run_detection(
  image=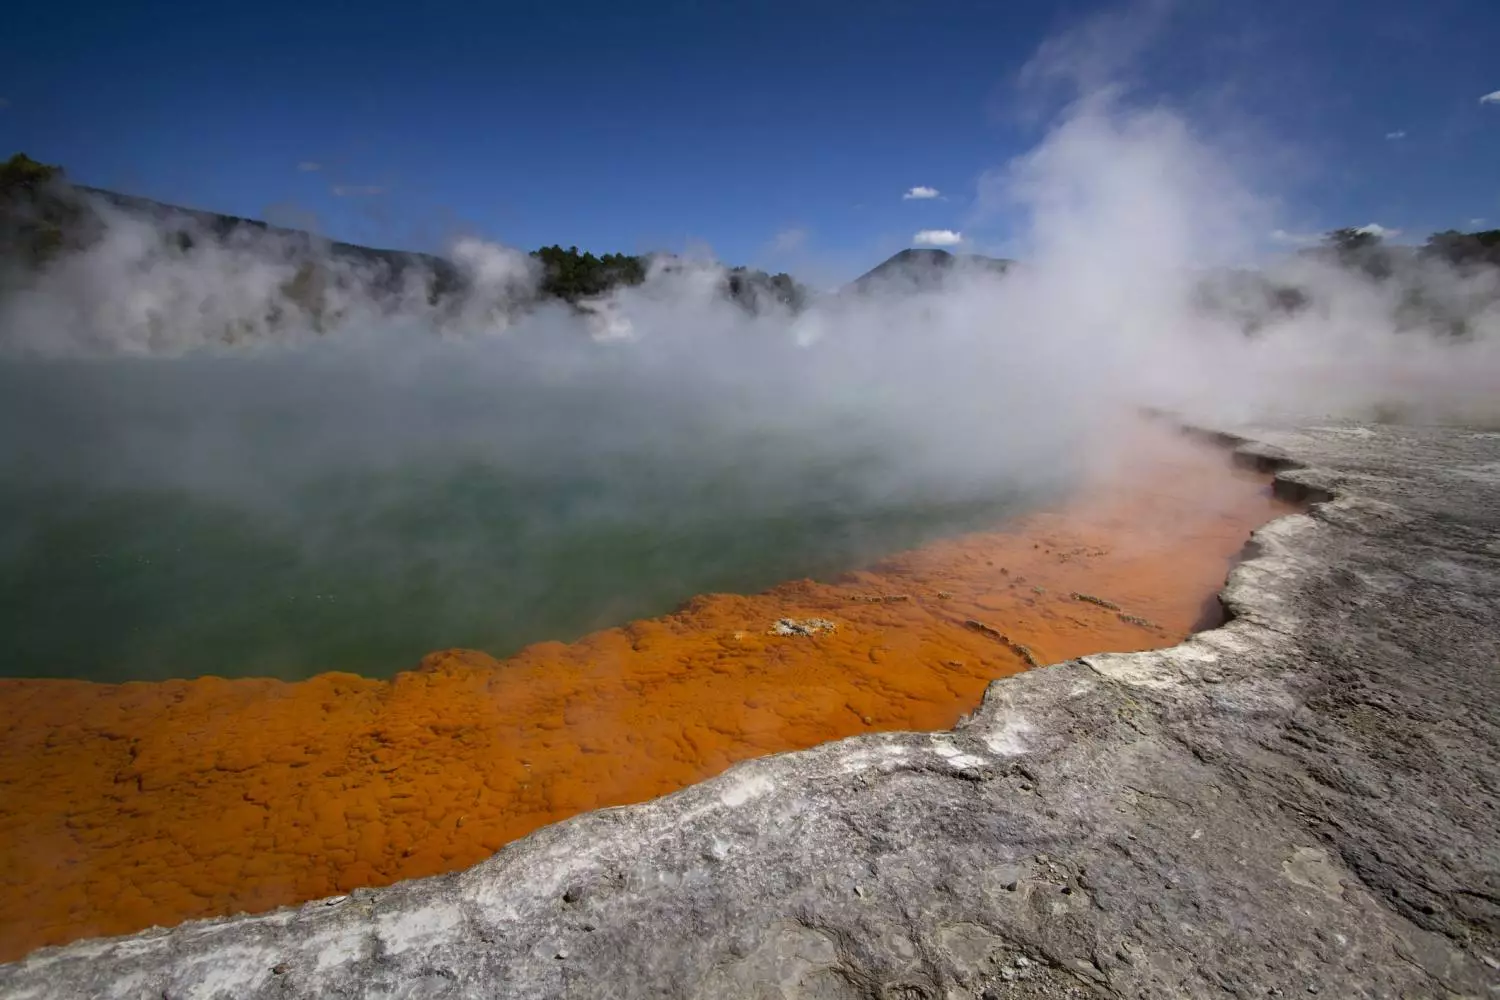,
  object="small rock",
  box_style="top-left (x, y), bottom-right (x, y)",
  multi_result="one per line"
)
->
top-left (1004, 881), bottom-right (1018, 892)
top-left (769, 617), bottom-right (838, 637)
top-left (555, 949), bottom-right (569, 960)
top-left (1035, 853), bottom-right (1049, 864)
top-left (1014, 956), bottom-right (1031, 968)
top-left (1066, 958), bottom-right (1106, 983)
